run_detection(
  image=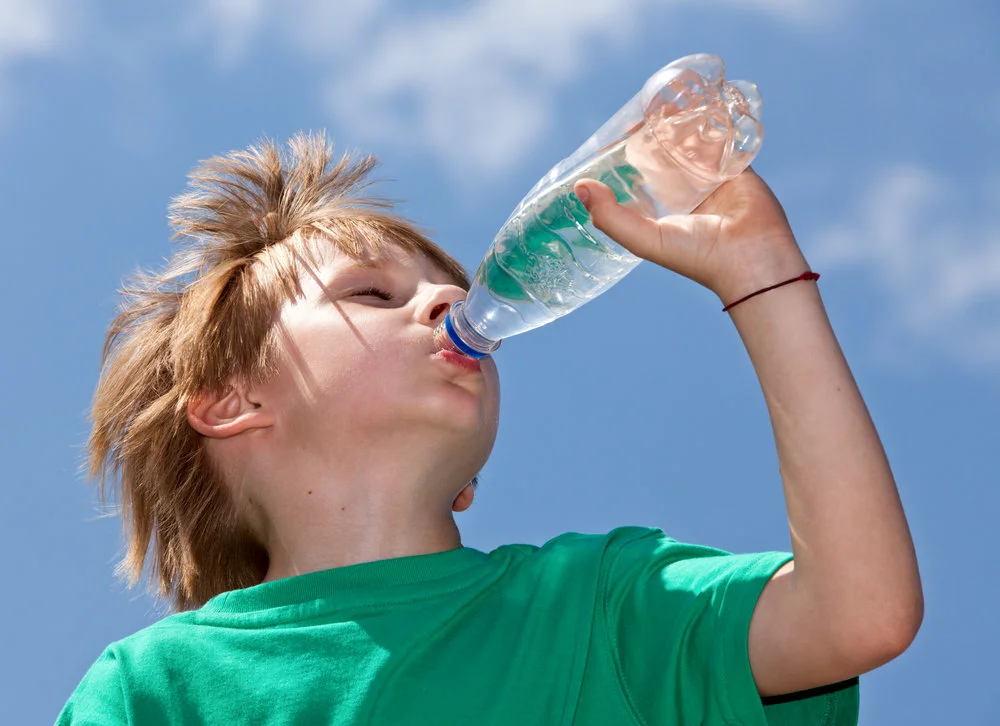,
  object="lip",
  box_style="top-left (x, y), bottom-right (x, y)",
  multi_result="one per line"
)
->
top-left (433, 349), bottom-right (482, 372)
